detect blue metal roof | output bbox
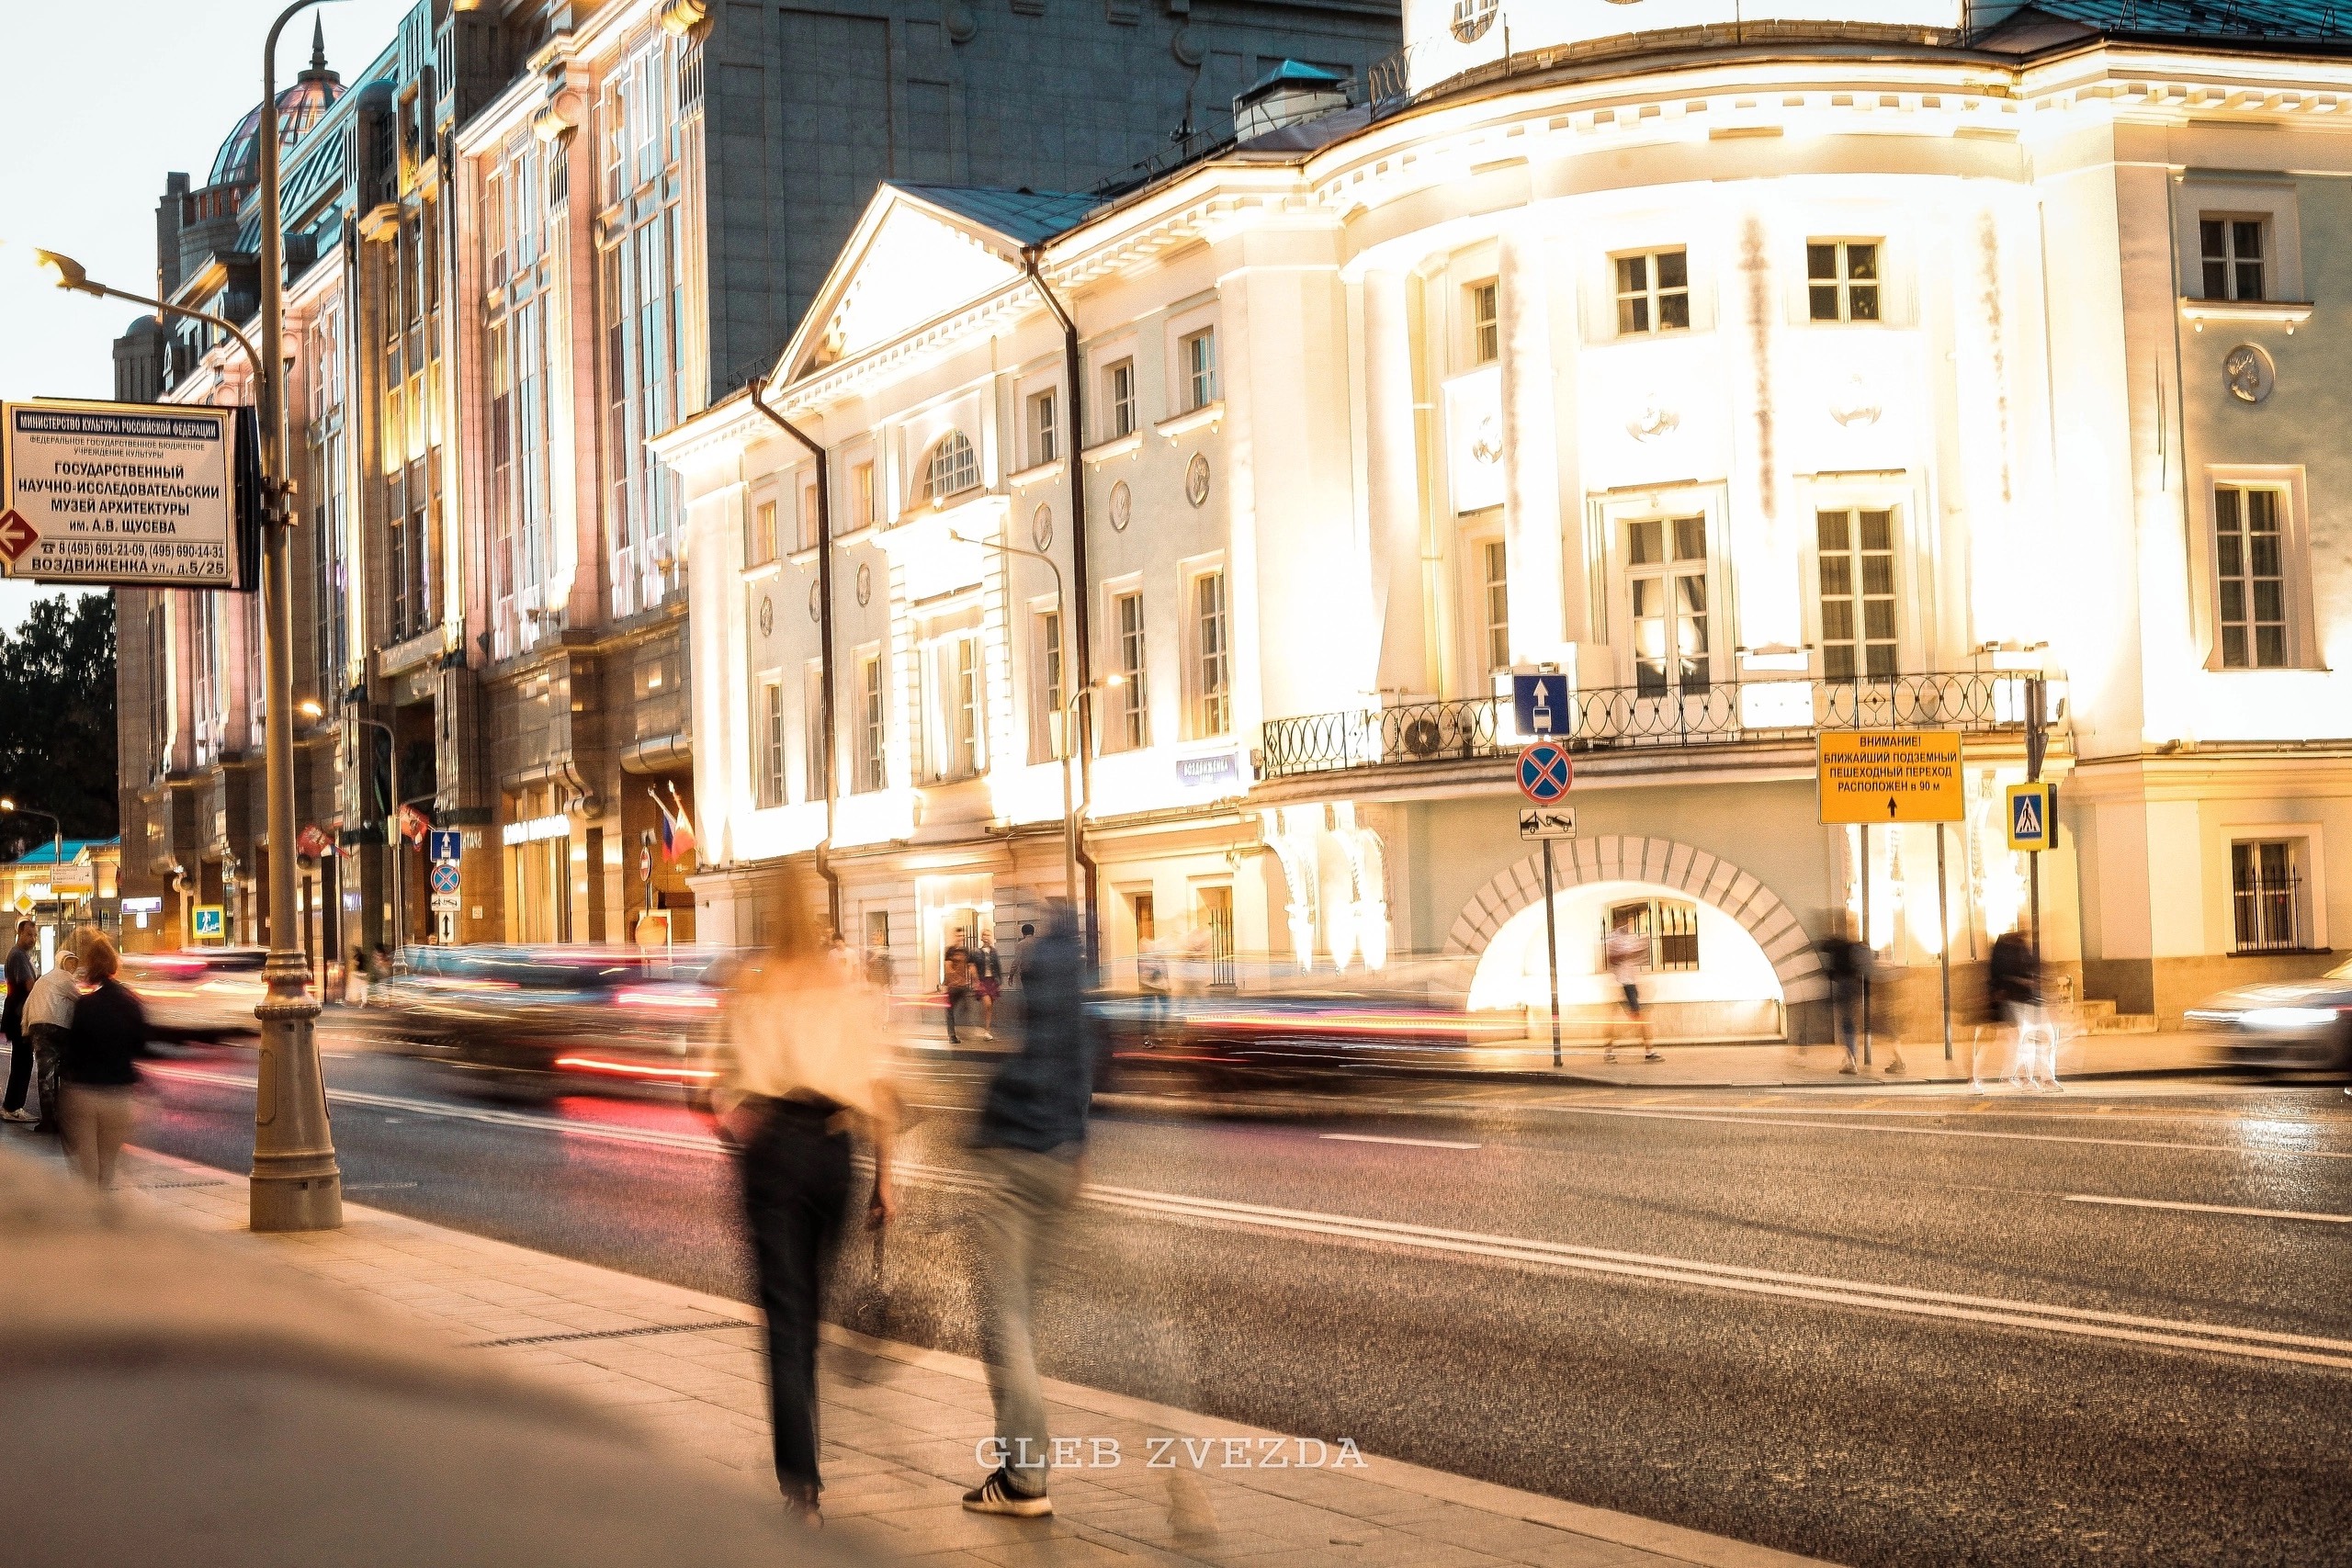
[6,839,114,867]
[1995,0,2350,39]
[894,186,1102,248]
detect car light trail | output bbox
[554,1055,719,1081]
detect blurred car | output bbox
[1094,987,1532,1089]
[2185,957,2352,1077]
[119,948,270,1043]
[369,944,728,1100]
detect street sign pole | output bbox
[1542,839,1562,1069]
[1937,823,1951,1061]
[1860,827,1871,1067]
[2026,676,2047,962]
[1515,738,1574,1069]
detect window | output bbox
[1615,249,1690,334]
[1608,897,1700,972]
[804,661,827,802]
[1192,570,1230,737]
[1034,609,1065,761]
[2213,485,2289,669]
[758,680,786,808]
[1114,591,1148,749]
[857,651,886,791]
[1103,358,1137,439]
[797,482,820,553]
[1816,508,1897,680]
[918,633,985,782]
[1181,328,1217,411]
[1806,241,1880,322]
[1470,280,1499,364]
[1029,389,1058,466]
[2232,840,2304,953]
[750,498,777,567]
[922,430,978,502]
[1628,516,1710,695]
[853,461,876,527]
[955,636,984,775]
[2200,218,2267,302]
[1480,538,1510,679]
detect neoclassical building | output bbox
[662,0,2352,1033]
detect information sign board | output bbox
[1816,730,1965,824]
[0,399,249,589]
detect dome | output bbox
[207,26,344,189]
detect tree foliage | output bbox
[0,593,118,855]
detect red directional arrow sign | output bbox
[0,510,37,564]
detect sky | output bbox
[0,0,418,632]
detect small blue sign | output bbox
[1175,750,1245,795]
[1512,673,1570,737]
[1518,741,1573,804]
[427,829,462,863]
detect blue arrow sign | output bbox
[1518,741,1573,804]
[428,829,462,863]
[1512,673,1570,737]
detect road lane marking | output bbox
[2064,1194,2352,1224]
[1523,1104,2352,1159]
[151,1065,2352,1371]
[1319,1133,1481,1150]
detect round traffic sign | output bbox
[1518,741,1572,803]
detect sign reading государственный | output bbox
[1816,729,1965,824]
[0,400,247,589]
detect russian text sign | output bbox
[1,400,242,588]
[1816,730,1965,824]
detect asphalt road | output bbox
[103,1038,2352,1568]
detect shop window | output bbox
[1607,897,1700,972]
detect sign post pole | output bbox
[1860,826,1872,1067]
[1937,823,1951,1061]
[1542,839,1562,1069]
[1515,733,1575,1071]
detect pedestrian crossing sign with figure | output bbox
[2007,782,2057,852]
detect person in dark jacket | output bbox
[58,936,148,1188]
[2,918,38,1123]
[962,903,1100,1517]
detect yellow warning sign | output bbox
[1816,730,1965,824]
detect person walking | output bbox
[1989,926,2057,1092]
[1822,924,1869,1076]
[2,919,39,1123]
[943,933,977,1045]
[24,930,85,1135]
[58,936,147,1188]
[974,929,1003,1042]
[718,868,898,1526]
[963,901,1101,1518]
[1602,920,1661,1064]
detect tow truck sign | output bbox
[0,399,247,589]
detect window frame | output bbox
[855,647,887,793]
[1180,327,1218,412]
[921,429,979,505]
[1612,247,1691,336]
[1185,564,1231,739]
[1102,357,1137,441]
[2198,466,2317,672]
[1469,279,1500,365]
[1623,513,1714,697]
[1030,603,1065,763]
[748,493,778,568]
[1813,505,1901,682]
[2199,214,2269,303]
[1028,387,1059,467]
[1805,238,1883,324]
[757,676,786,809]
[2229,834,2327,953]
[1108,586,1149,751]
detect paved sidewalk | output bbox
[109,1145,1828,1568]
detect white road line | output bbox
[1524,1103,2352,1160]
[2065,1193,2352,1224]
[1320,1133,1482,1150]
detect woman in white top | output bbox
[718,867,898,1525]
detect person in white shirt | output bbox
[24,932,85,1136]
[1603,922,1663,1064]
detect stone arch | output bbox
[1444,835,1826,1002]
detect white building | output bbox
[661,0,2352,1036]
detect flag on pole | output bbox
[664,781,696,864]
[397,804,431,846]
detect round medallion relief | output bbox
[1032,503,1054,552]
[2223,343,2275,404]
[758,594,774,636]
[1185,453,1211,508]
[1470,413,1502,466]
[1108,479,1133,532]
[855,562,873,606]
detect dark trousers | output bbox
[945,987,973,1042]
[2,1023,28,1113]
[28,1023,65,1132]
[739,1099,854,1500]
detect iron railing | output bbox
[1258,671,2052,779]
[2233,871,2306,953]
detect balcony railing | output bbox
[1258,671,2051,780]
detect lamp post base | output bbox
[249,994,343,1233]
[250,1170,345,1232]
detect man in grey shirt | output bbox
[2,919,38,1124]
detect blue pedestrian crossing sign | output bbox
[1518,741,1573,804]
[1512,672,1571,737]
[2007,782,2057,852]
[427,829,462,863]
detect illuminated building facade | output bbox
[668,1,2352,1032]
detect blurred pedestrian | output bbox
[964,901,1101,1517]
[346,945,371,1006]
[1990,926,2057,1092]
[1821,923,1869,1076]
[1603,919,1661,1064]
[2,919,38,1123]
[1136,934,1169,1045]
[718,868,899,1526]
[58,936,146,1188]
[944,932,976,1045]
[974,928,1002,1041]
[24,929,85,1135]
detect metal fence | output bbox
[2232,871,2306,953]
[1258,671,2047,779]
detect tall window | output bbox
[758,680,786,807]
[1181,328,1218,411]
[1806,241,1880,322]
[2200,218,2267,302]
[2232,840,2303,953]
[1816,508,1897,680]
[858,651,886,792]
[1029,389,1058,466]
[750,498,777,566]
[1103,358,1136,439]
[922,430,978,502]
[1628,516,1709,695]
[1034,609,1065,761]
[804,660,827,802]
[1470,281,1499,364]
[1192,571,1230,737]
[1480,538,1510,678]
[1114,591,1148,749]
[853,461,876,527]
[956,636,984,775]
[2214,485,2288,669]
[797,482,820,553]
[1615,249,1690,333]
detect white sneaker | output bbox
[0,1109,32,1124]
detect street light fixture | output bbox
[0,799,63,916]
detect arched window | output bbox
[922,429,978,502]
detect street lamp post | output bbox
[0,800,64,926]
[310,702,403,966]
